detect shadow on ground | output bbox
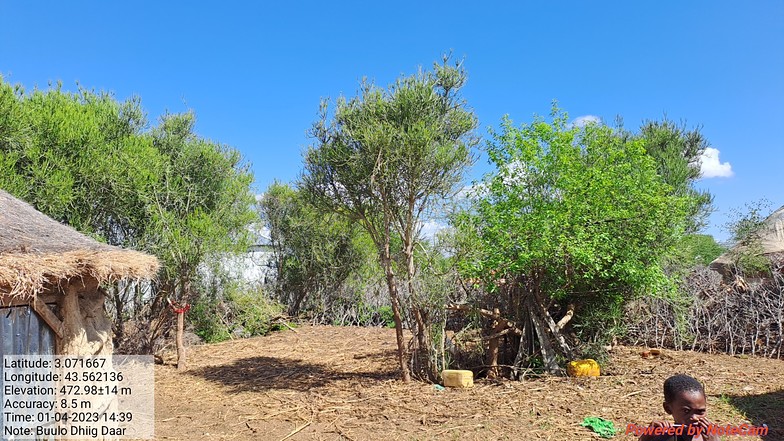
[188,353,399,393]
[727,389,783,440]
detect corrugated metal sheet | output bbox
[1,305,56,356]
[1,305,56,439]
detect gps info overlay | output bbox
[2,355,153,439]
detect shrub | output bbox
[191,272,285,343]
[378,306,395,328]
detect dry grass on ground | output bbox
[155,326,782,440]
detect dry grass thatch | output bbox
[0,190,159,298]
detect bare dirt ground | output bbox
[155,326,782,440]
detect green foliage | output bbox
[230,287,284,337]
[671,234,726,268]
[0,80,158,241]
[571,294,628,348]
[0,78,256,277]
[147,112,257,295]
[458,105,693,338]
[635,119,714,233]
[259,181,367,315]
[0,77,258,351]
[378,306,395,328]
[724,200,773,276]
[0,80,32,196]
[301,55,479,380]
[463,106,689,296]
[191,297,232,343]
[191,277,284,343]
[302,55,478,245]
[575,341,612,367]
[727,199,771,245]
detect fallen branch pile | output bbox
[625,266,783,358]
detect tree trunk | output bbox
[404,236,436,380]
[486,307,505,379]
[56,278,118,440]
[381,231,411,382]
[512,318,530,379]
[290,289,307,317]
[405,246,427,350]
[176,272,191,371]
[532,290,573,359]
[58,277,108,356]
[440,313,447,375]
[176,311,186,371]
[527,298,561,374]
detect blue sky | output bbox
[1,1,782,242]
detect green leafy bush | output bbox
[191,297,231,343]
[191,273,285,343]
[378,306,395,328]
[231,287,285,338]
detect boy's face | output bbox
[663,390,707,425]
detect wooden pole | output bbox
[486,307,505,379]
[168,297,190,371]
[176,310,186,371]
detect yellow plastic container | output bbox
[567,359,601,377]
[442,369,474,388]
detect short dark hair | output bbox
[664,374,705,403]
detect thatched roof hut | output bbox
[0,189,159,355]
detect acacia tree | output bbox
[457,107,692,374]
[147,112,256,369]
[635,119,714,233]
[302,57,478,381]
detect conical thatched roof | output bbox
[0,190,159,298]
[711,205,784,275]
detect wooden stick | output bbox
[481,327,521,341]
[31,296,64,338]
[447,304,522,334]
[556,303,575,330]
[278,420,311,441]
[278,321,299,333]
[176,311,186,371]
[334,421,356,441]
[245,421,256,433]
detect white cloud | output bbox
[699,147,733,178]
[570,115,601,128]
[501,159,527,187]
[452,182,490,206]
[420,220,448,240]
[456,182,487,199]
[455,184,473,200]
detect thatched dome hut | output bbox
[0,190,159,355]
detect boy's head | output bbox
[663,374,707,425]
